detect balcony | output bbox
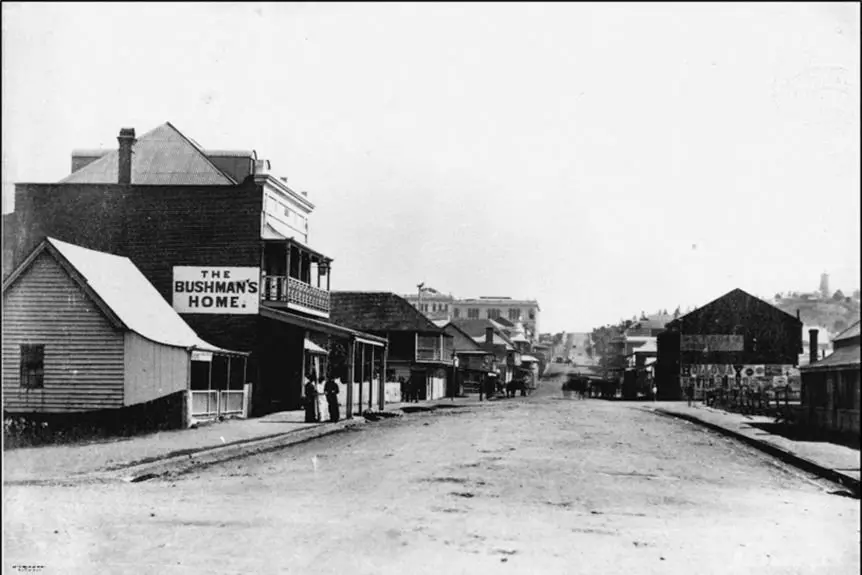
[416,334,452,364]
[262,275,330,316]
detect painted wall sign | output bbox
[191,350,213,362]
[680,334,744,352]
[173,266,260,314]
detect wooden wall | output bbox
[2,252,125,413]
[123,333,189,406]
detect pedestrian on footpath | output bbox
[304,373,320,423]
[324,377,340,422]
[686,382,694,407]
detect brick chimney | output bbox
[808,329,819,365]
[485,327,494,345]
[117,128,136,184]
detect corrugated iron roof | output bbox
[45,238,237,354]
[59,122,236,186]
[800,343,860,371]
[835,320,861,342]
[330,292,445,333]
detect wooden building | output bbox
[2,238,247,428]
[800,322,861,439]
[330,292,453,401]
[3,122,387,417]
[655,288,803,400]
[435,320,496,395]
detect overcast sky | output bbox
[2,2,859,332]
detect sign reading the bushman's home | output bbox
[173,267,260,314]
[680,334,744,352]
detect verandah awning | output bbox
[260,305,387,346]
[304,339,328,354]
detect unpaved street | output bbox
[4,382,860,575]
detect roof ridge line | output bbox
[163,121,238,185]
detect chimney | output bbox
[117,128,136,184]
[809,329,819,365]
[485,327,494,345]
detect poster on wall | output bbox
[173,266,260,314]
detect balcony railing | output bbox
[417,348,443,362]
[262,275,330,314]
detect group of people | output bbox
[398,376,422,403]
[303,371,341,423]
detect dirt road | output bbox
[4,382,860,574]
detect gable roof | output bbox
[451,318,516,349]
[666,288,800,329]
[59,122,236,186]
[2,238,239,354]
[439,322,485,351]
[329,291,445,333]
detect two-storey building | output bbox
[3,122,387,418]
[451,297,541,343]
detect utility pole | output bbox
[417,282,425,313]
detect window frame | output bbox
[20,344,45,389]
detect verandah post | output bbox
[346,338,355,420]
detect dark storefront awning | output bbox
[260,306,386,347]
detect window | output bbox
[508,308,522,321]
[467,308,480,319]
[487,308,501,320]
[453,308,461,318]
[20,344,44,388]
[528,309,536,320]
[432,303,437,312]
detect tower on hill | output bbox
[819,272,830,299]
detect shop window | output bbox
[20,344,45,389]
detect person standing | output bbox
[324,377,340,422]
[304,375,319,423]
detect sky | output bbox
[2,2,859,333]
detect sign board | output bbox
[680,334,744,352]
[173,267,260,314]
[191,350,213,362]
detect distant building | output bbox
[452,297,541,343]
[403,291,541,344]
[402,286,454,322]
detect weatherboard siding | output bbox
[2,252,125,413]
[124,332,189,407]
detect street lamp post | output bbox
[451,352,459,402]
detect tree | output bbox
[833,289,845,301]
[673,306,681,319]
[774,293,782,301]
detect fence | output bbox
[189,387,250,423]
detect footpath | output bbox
[647,401,860,496]
[3,395,487,485]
